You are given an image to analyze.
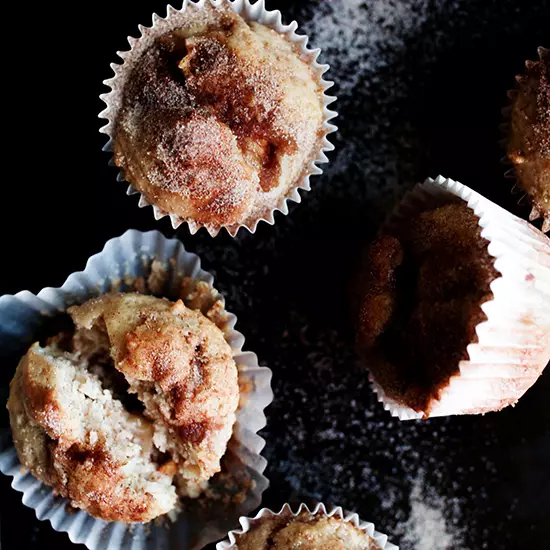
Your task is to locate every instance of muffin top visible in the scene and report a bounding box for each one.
[235,512,379,550]
[357,202,500,415]
[7,292,239,522]
[113,4,325,231]
[507,47,549,228]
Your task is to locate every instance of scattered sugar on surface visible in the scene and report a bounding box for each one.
[395,472,465,550]
[283,0,470,217]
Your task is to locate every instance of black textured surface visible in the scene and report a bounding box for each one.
[1,0,549,549]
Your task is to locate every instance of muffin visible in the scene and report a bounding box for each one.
[235,513,377,549]
[7,292,239,523]
[108,2,328,235]
[507,47,549,232]
[356,177,550,419]
[357,203,499,417]
[217,504,393,550]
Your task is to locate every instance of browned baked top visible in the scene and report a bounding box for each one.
[235,512,378,550]
[508,47,549,224]
[7,291,239,522]
[357,203,500,415]
[68,293,239,495]
[113,7,324,229]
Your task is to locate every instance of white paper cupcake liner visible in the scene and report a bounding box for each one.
[215,502,398,549]
[370,175,550,420]
[99,0,338,237]
[0,229,273,550]
[499,46,549,233]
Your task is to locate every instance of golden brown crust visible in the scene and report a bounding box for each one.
[68,293,239,495]
[8,359,56,485]
[50,444,153,523]
[113,5,324,230]
[69,294,238,427]
[22,351,69,442]
[356,203,500,415]
[507,47,550,226]
[235,512,379,550]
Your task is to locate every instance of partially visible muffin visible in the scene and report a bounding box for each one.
[235,511,380,550]
[7,292,239,522]
[356,203,501,417]
[507,47,549,232]
[113,3,325,232]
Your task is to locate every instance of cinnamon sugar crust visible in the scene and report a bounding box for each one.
[357,203,500,416]
[235,512,379,550]
[8,344,176,522]
[113,5,324,231]
[7,292,239,522]
[69,293,239,496]
[507,47,550,228]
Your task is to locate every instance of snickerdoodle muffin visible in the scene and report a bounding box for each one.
[507,47,549,232]
[232,512,381,550]
[110,2,326,234]
[7,292,239,523]
[357,203,501,417]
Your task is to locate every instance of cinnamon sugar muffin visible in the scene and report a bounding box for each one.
[7,292,239,522]
[357,202,501,417]
[507,47,549,232]
[233,512,380,550]
[112,3,325,233]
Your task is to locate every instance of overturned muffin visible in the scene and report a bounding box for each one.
[113,4,325,233]
[357,203,501,417]
[507,47,549,232]
[235,511,379,550]
[7,293,239,522]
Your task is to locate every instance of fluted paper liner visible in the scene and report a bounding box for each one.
[99,0,338,237]
[215,502,398,549]
[0,230,273,549]
[370,176,550,420]
[500,46,549,233]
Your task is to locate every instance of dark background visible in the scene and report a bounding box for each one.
[1,0,549,548]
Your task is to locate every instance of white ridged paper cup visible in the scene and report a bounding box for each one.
[99,0,338,237]
[215,502,398,549]
[369,176,550,421]
[0,230,273,550]
[500,46,549,233]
